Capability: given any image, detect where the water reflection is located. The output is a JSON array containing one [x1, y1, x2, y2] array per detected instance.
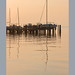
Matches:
[[8, 35, 11, 58], [17, 35, 20, 59], [7, 33, 60, 68], [6, 27, 68, 75], [45, 36, 48, 71]]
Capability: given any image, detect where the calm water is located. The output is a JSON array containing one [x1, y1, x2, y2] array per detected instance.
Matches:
[[6, 26, 69, 75]]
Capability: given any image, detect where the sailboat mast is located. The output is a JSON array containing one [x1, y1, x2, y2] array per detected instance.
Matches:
[[9, 8, 11, 26], [17, 8, 20, 26], [46, 0, 48, 24]]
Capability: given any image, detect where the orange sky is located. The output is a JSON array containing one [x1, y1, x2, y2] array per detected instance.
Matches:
[[6, 0, 69, 26]]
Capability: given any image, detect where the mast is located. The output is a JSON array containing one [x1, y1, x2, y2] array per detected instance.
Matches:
[[17, 8, 20, 26], [9, 8, 11, 26], [46, 0, 48, 24]]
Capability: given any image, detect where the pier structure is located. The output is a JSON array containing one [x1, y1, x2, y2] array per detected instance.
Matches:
[[6, 25, 22, 34], [6, 24, 61, 37]]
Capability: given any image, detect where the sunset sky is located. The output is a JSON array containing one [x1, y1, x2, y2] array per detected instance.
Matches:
[[6, 0, 69, 26]]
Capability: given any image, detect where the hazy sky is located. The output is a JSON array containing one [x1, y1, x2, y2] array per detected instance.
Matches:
[[6, 0, 69, 26]]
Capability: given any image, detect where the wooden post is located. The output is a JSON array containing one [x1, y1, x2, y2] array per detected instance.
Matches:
[[36, 30, 38, 35], [47, 30, 48, 36], [44, 29, 46, 35], [52, 28, 54, 36], [38, 29, 40, 36], [54, 28, 56, 37], [32, 30, 34, 34], [29, 30, 31, 34], [58, 25, 61, 37], [49, 29, 51, 36], [25, 30, 27, 34]]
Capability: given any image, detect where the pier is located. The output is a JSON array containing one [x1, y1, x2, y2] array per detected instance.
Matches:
[[6, 24, 61, 37]]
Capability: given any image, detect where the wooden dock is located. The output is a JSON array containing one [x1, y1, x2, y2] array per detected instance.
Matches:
[[6, 24, 61, 37]]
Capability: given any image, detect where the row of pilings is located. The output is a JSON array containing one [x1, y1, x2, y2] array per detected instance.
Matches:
[[6, 24, 61, 37]]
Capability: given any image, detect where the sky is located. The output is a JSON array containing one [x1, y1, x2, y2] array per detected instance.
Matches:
[[6, 0, 69, 26]]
